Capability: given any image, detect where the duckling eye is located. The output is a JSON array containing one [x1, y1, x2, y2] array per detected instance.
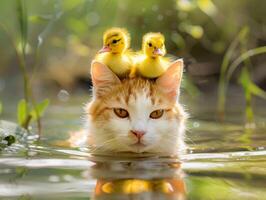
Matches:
[[114, 108, 129, 118], [112, 39, 121, 44], [150, 109, 164, 119], [148, 42, 152, 47]]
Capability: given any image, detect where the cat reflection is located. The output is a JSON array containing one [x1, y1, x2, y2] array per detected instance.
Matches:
[[90, 156, 186, 200]]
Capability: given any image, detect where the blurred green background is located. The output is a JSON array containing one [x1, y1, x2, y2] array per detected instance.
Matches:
[[0, 2, 266, 199], [0, 0, 266, 122]]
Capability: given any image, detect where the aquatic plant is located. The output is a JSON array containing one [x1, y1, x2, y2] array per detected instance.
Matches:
[[217, 27, 266, 124], [0, 0, 62, 134]]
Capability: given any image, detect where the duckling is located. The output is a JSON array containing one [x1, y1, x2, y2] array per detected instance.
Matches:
[[131, 32, 170, 79], [95, 27, 133, 78]]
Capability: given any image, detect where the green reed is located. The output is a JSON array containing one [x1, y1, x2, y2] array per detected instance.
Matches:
[[0, 0, 62, 134], [16, 0, 51, 134], [217, 27, 266, 124], [217, 27, 248, 119]]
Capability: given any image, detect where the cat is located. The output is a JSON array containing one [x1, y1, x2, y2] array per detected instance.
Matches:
[[85, 59, 187, 154]]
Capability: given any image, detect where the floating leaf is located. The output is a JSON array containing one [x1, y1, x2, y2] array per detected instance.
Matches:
[[17, 99, 27, 126], [30, 99, 50, 121]]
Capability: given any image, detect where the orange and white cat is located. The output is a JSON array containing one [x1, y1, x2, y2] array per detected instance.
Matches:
[[85, 59, 186, 154]]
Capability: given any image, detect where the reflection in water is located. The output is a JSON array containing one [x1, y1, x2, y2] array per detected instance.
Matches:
[[1, 144, 266, 199], [89, 154, 186, 200], [1, 116, 266, 199]]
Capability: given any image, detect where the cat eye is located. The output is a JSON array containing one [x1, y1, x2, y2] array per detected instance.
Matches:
[[113, 108, 129, 118], [150, 109, 164, 119], [148, 42, 152, 47]]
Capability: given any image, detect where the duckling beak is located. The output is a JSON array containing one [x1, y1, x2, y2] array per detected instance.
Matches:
[[153, 48, 164, 56], [98, 46, 111, 53]]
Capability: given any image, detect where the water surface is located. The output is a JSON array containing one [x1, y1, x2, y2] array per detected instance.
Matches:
[[1, 94, 266, 200]]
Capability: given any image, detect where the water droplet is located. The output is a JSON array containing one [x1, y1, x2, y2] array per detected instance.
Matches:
[[193, 122, 200, 128], [57, 89, 70, 102]]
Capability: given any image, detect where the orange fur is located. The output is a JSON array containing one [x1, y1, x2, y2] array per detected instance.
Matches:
[[86, 60, 186, 154], [87, 77, 186, 123]]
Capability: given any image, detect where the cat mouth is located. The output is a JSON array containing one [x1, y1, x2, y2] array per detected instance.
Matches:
[[130, 141, 146, 148]]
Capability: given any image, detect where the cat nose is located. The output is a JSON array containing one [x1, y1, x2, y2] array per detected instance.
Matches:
[[131, 130, 146, 139]]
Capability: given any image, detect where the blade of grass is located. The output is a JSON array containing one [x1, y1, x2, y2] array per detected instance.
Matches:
[[17, 0, 28, 58], [239, 67, 254, 123], [249, 83, 266, 99], [0, 23, 30, 117], [226, 46, 266, 82], [217, 27, 249, 118], [17, 99, 27, 126], [30, 99, 50, 121]]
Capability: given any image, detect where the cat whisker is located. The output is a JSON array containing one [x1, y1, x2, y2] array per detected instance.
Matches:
[[89, 135, 129, 153], [184, 135, 196, 145], [89, 138, 118, 153]]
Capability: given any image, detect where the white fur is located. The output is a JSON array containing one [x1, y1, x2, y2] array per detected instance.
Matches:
[[87, 60, 185, 155], [87, 89, 185, 154]]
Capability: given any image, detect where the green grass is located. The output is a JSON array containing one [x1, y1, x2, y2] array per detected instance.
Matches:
[[217, 27, 249, 119], [217, 27, 266, 125], [0, 0, 63, 134]]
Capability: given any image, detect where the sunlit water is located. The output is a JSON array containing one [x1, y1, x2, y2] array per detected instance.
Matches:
[[1, 93, 266, 200]]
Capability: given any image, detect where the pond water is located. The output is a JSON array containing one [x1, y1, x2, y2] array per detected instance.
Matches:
[[1, 93, 266, 200]]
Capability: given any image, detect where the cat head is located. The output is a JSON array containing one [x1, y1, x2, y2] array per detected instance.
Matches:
[[86, 60, 186, 154]]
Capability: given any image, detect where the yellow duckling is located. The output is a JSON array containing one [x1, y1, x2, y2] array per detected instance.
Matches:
[[95, 27, 132, 78], [131, 32, 170, 79]]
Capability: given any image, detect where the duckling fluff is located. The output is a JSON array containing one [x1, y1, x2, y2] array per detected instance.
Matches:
[[131, 32, 170, 79], [95, 27, 133, 78]]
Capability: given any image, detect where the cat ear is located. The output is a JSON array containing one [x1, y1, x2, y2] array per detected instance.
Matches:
[[91, 60, 121, 97], [156, 59, 184, 101]]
